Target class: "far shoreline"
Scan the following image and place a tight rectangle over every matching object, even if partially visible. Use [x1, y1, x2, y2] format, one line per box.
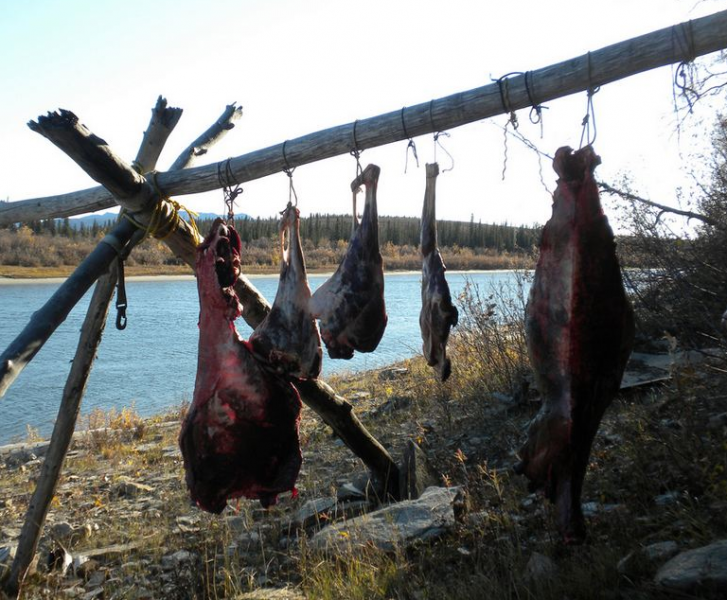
[0, 267, 528, 285]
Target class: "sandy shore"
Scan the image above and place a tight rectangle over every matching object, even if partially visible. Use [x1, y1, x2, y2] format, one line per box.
[0, 269, 523, 286]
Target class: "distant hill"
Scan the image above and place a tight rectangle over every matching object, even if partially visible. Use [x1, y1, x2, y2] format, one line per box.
[60, 212, 248, 230]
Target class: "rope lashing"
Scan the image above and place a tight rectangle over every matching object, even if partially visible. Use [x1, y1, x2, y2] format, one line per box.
[400, 106, 419, 173]
[579, 52, 600, 148]
[99, 231, 130, 330]
[217, 159, 243, 224]
[427, 101, 454, 172]
[524, 71, 548, 138]
[122, 173, 200, 241]
[672, 20, 699, 112]
[350, 119, 363, 178]
[281, 140, 299, 207]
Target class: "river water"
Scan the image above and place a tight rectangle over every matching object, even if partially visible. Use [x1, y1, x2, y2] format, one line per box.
[0, 271, 526, 444]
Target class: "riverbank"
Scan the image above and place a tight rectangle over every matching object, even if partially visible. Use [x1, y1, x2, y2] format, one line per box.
[0, 260, 533, 280]
[1, 342, 726, 598]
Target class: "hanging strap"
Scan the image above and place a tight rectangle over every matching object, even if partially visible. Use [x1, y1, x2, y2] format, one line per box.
[115, 255, 127, 330]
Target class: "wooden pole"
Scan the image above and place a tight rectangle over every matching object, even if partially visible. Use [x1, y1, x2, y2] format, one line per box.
[2, 9, 727, 225]
[2, 99, 183, 598]
[0, 218, 137, 398]
[169, 103, 243, 171]
[4, 263, 120, 597]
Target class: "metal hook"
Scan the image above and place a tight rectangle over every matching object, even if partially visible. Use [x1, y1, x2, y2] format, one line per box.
[524, 71, 548, 137]
[401, 106, 419, 173]
[282, 139, 295, 177]
[434, 132, 454, 173]
[495, 72, 521, 130]
[579, 52, 600, 148]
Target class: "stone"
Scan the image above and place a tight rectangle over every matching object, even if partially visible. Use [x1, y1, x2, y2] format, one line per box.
[110, 480, 154, 498]
[161, 445, 181, 459]
[161, 549, 199, 571]
[51, 522, 76, 543]
[234, 587, 306, 599]
[81, 588, 104, 600]
[311, 486, 459, 552]
[654, 491, 681, 506]
[336, 482, 366, 502]
[0, 544, 17, 565]
[294, 497, 337, 529]
[655, 539, 727, 595]
[378, 366, 409, 380]
[618, 541, 680, 577]
[399, 440, 439, 500]
[580, 501, 624, 517]
[86, 568, 106, 588]
[707, 412, 727, 430]
[524, 552, 558, 585]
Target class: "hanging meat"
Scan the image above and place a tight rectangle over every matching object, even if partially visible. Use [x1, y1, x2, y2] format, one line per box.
[420, 162, 458, 381]
[310, 164, 387, 359]
[180, 218, 302, 514]
[514, 146, 634, 543]
[250, 203, 322, 379]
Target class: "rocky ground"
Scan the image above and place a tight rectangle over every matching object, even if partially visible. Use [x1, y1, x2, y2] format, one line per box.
[1, 353, 727, 599]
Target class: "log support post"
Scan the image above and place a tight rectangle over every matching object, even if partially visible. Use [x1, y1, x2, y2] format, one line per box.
[2, 98, 184, 598]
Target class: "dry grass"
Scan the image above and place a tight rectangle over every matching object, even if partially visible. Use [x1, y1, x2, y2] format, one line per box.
[1, 278, 727, 599]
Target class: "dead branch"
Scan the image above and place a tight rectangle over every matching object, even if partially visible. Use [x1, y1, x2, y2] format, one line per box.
[598, 181, 724, 229]
[169, 102, 242, 170]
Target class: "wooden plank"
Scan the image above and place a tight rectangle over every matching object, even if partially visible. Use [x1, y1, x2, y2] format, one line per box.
[2, 10, 727, 225]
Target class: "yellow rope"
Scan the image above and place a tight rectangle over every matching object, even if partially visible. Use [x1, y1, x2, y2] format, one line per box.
[122, 172, 201, 242]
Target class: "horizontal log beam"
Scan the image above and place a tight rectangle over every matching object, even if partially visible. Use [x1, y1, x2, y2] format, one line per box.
[2, 10, 727, 225]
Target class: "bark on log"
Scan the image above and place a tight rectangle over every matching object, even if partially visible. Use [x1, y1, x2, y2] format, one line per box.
[133, 95, 183, 174]
[2, 9, 727, 225]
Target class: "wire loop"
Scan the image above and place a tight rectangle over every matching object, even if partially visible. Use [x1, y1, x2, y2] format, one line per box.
[350, 120, 363, 177]
[579, 52, 600, 148]
[217, 158, 243, 223]
[400, 106, 419, 173]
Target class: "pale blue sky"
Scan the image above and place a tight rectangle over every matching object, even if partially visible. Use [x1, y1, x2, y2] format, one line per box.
[2, 0, 726, 229]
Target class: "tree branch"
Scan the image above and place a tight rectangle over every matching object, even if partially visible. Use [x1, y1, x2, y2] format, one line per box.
[598, 181, 723, 229]
[169, 102, 242, 171]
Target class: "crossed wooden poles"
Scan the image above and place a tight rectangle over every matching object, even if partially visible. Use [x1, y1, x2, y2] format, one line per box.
[0, 98, 399, 596]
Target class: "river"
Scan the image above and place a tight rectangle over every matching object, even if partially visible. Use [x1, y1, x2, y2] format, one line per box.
[0, 271, 526, 444]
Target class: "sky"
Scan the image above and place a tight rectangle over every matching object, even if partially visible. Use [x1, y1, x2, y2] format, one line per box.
[1, 0, 726, 231]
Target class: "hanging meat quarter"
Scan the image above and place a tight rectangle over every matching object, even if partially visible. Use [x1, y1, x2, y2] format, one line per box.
[250, 203, 322, 379]
[180, 219, 302, 513]
[419, 162, 458, 381]
[514, 146, 634, 543]
[310, 164, 387, 359]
